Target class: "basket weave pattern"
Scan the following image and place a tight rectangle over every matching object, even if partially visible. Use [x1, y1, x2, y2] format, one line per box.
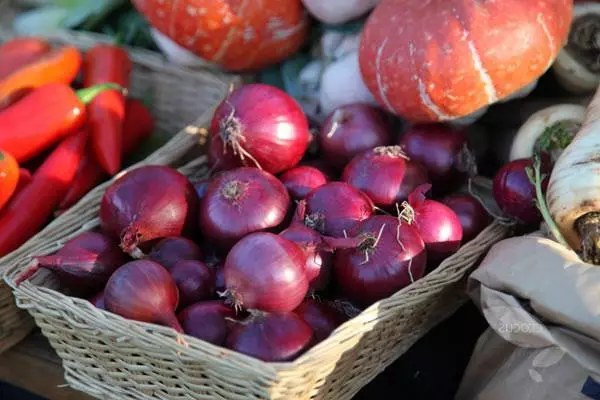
[4, 152, 508, 400]
[0, 31, 237, 353]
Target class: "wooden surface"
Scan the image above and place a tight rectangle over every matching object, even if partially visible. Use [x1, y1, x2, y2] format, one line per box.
[0, 332, 93, 400]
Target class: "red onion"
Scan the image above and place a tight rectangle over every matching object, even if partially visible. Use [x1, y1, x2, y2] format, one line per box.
[170, 260, 215, 308]
[493, 158, 550, 225]
[178, 301, 236, 345]
[342, 146, 429, 208]
[100, 166, 199, 257]
[89, 291, 106, 310]
[104, 260, 182, 332]
[279, 166, 328, 200]
[441, 194, 492, 243]
[209, 84, 310, 174]
[214, 262, 225, 294]
[305, 182, 374, 238]
[294, 299, 346, 342]
[208, 139, 240, 172]
[226, 313, 313, 362]
[320, 104, 392, 169]
[199, 167, 290, 250]
[399, 125, 476, 194]
[148, 237, 203, 270]
[15, 232, 127, 291]
[300, 159, 337, 180]
[405, 184, 463, 265]
[224, 232, 308, 312]
[280, 201, 333, 292]
[329, 215, 427, 306]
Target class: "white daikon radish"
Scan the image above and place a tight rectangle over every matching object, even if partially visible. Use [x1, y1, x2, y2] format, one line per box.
[321, 31, 361, 61]
[301, 0, 381, 24]
[510, 104, 586, 163]
[553, 3, 600, 93]
[547, 85, 600, 263]
[150, 28, 213, 68]
[319, 51, 378, 115]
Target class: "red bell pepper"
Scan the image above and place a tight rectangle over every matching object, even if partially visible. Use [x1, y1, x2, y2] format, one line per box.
[84, 44, 132, 175]
[0, 46, 82, 107]
[59, 99, 154, 210]
[0, 82, 120, 163]
[0, 38, 51, 80]
[0, 129, 88, 256]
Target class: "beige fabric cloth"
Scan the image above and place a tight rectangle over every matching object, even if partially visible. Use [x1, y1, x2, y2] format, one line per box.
[456, 234, 600, 400]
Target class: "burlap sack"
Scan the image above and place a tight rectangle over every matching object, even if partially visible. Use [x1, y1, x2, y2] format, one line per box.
[456, 234, 600, 400]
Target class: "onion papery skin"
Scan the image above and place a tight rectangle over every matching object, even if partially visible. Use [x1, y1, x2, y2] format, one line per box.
[224, 232, 308, 312]
[100, 166, 199, 256]
[209, 84, 310, 174]
[407, 185, 463, 265]
[148, 237, 203, 271]
[104, 260, 182, 332]
[399, 125, 475, 194]
[319, 104, 392, 169]
[16, 231, 127, 292]
[294, 299, 346, 342]
[332, 215, 427, 306]
[280, 165, 329, 200]
[441, 194, 492, 243]
[305, 182, 374, 238]
[492, 158, 551, 225]
[199, 167, 291, 251]
[170, 260, 215, 308]
[178, 301, 236, 345]
[342, 146, 429, 208]
[226, 313, 314, 362]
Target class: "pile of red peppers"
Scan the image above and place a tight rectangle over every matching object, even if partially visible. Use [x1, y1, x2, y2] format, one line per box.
[0, 37, 155, 257]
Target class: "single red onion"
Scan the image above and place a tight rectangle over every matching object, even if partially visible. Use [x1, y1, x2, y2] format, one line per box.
[492, 157, 550, 225]
[104, 260, 182, 332]
[399, 125, 476, 194]
[405, 184, 463, 265]
[100, 166, 199, 257]
[178, 300, 236, 345]
[320, 104, 392, 169]
[148, 237, 203, 270]
[214, 262, 225, 294]
[342, 146, 429, 208]
[279, 165, 328, 200]
[294, 299, 346, 342]
[441, 194, 492, 243]
[329, 215, 427, 306]
[15, 231, 127, 291]
[226, 313, 314, 362]
[305, 182, 374, 237]
[209, 84, 310, 174]
[89, 290, 106, 310]
[170, 260, 215, 308]
[199, 167, 290, 251]
[280, 201, 333, 291]
[224, 232, 308, 312]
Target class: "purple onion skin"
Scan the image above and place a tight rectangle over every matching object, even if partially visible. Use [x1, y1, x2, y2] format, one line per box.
[280, 165, 329, 200]
[294, 299, 346, 342]
[226, 313, 314, 362]
[170, 260, 215, 308]
[441, 194, 491, 243]
[178, 301, 236, 345]
[148, 237, 203, 271]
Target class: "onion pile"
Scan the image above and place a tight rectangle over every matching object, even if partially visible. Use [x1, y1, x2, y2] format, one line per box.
[25, 85, 490, 363]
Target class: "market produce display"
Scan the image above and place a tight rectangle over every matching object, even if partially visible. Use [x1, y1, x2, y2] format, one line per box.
[16, 82, 495, 362]
[0, 36, 155, 257]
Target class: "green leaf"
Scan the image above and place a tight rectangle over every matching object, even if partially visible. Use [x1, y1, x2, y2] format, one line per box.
[13, 6, 70, 35]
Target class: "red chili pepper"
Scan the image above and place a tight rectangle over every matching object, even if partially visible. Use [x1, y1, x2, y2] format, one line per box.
[84, 44, 132, 175]
[14, 168, 32, 195]
[0, 38, 51, 80]
[0, 129, 87, 256]
[59, 99, 154, 210]
[0, 46, 82, 107]
[0, 82, 121, 163]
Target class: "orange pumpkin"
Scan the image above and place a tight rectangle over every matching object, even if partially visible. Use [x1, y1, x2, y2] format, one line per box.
[132, 0, 309, 72]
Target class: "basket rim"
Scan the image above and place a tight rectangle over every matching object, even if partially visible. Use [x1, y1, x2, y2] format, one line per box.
[3, 211, 509, 373]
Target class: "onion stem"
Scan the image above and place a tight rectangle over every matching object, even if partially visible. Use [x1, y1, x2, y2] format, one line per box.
[526, 155, 570, 249]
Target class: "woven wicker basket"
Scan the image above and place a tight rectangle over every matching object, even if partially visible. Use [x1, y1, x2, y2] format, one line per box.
[0, 30, 237, 354]
[3, 147, 509, 400]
